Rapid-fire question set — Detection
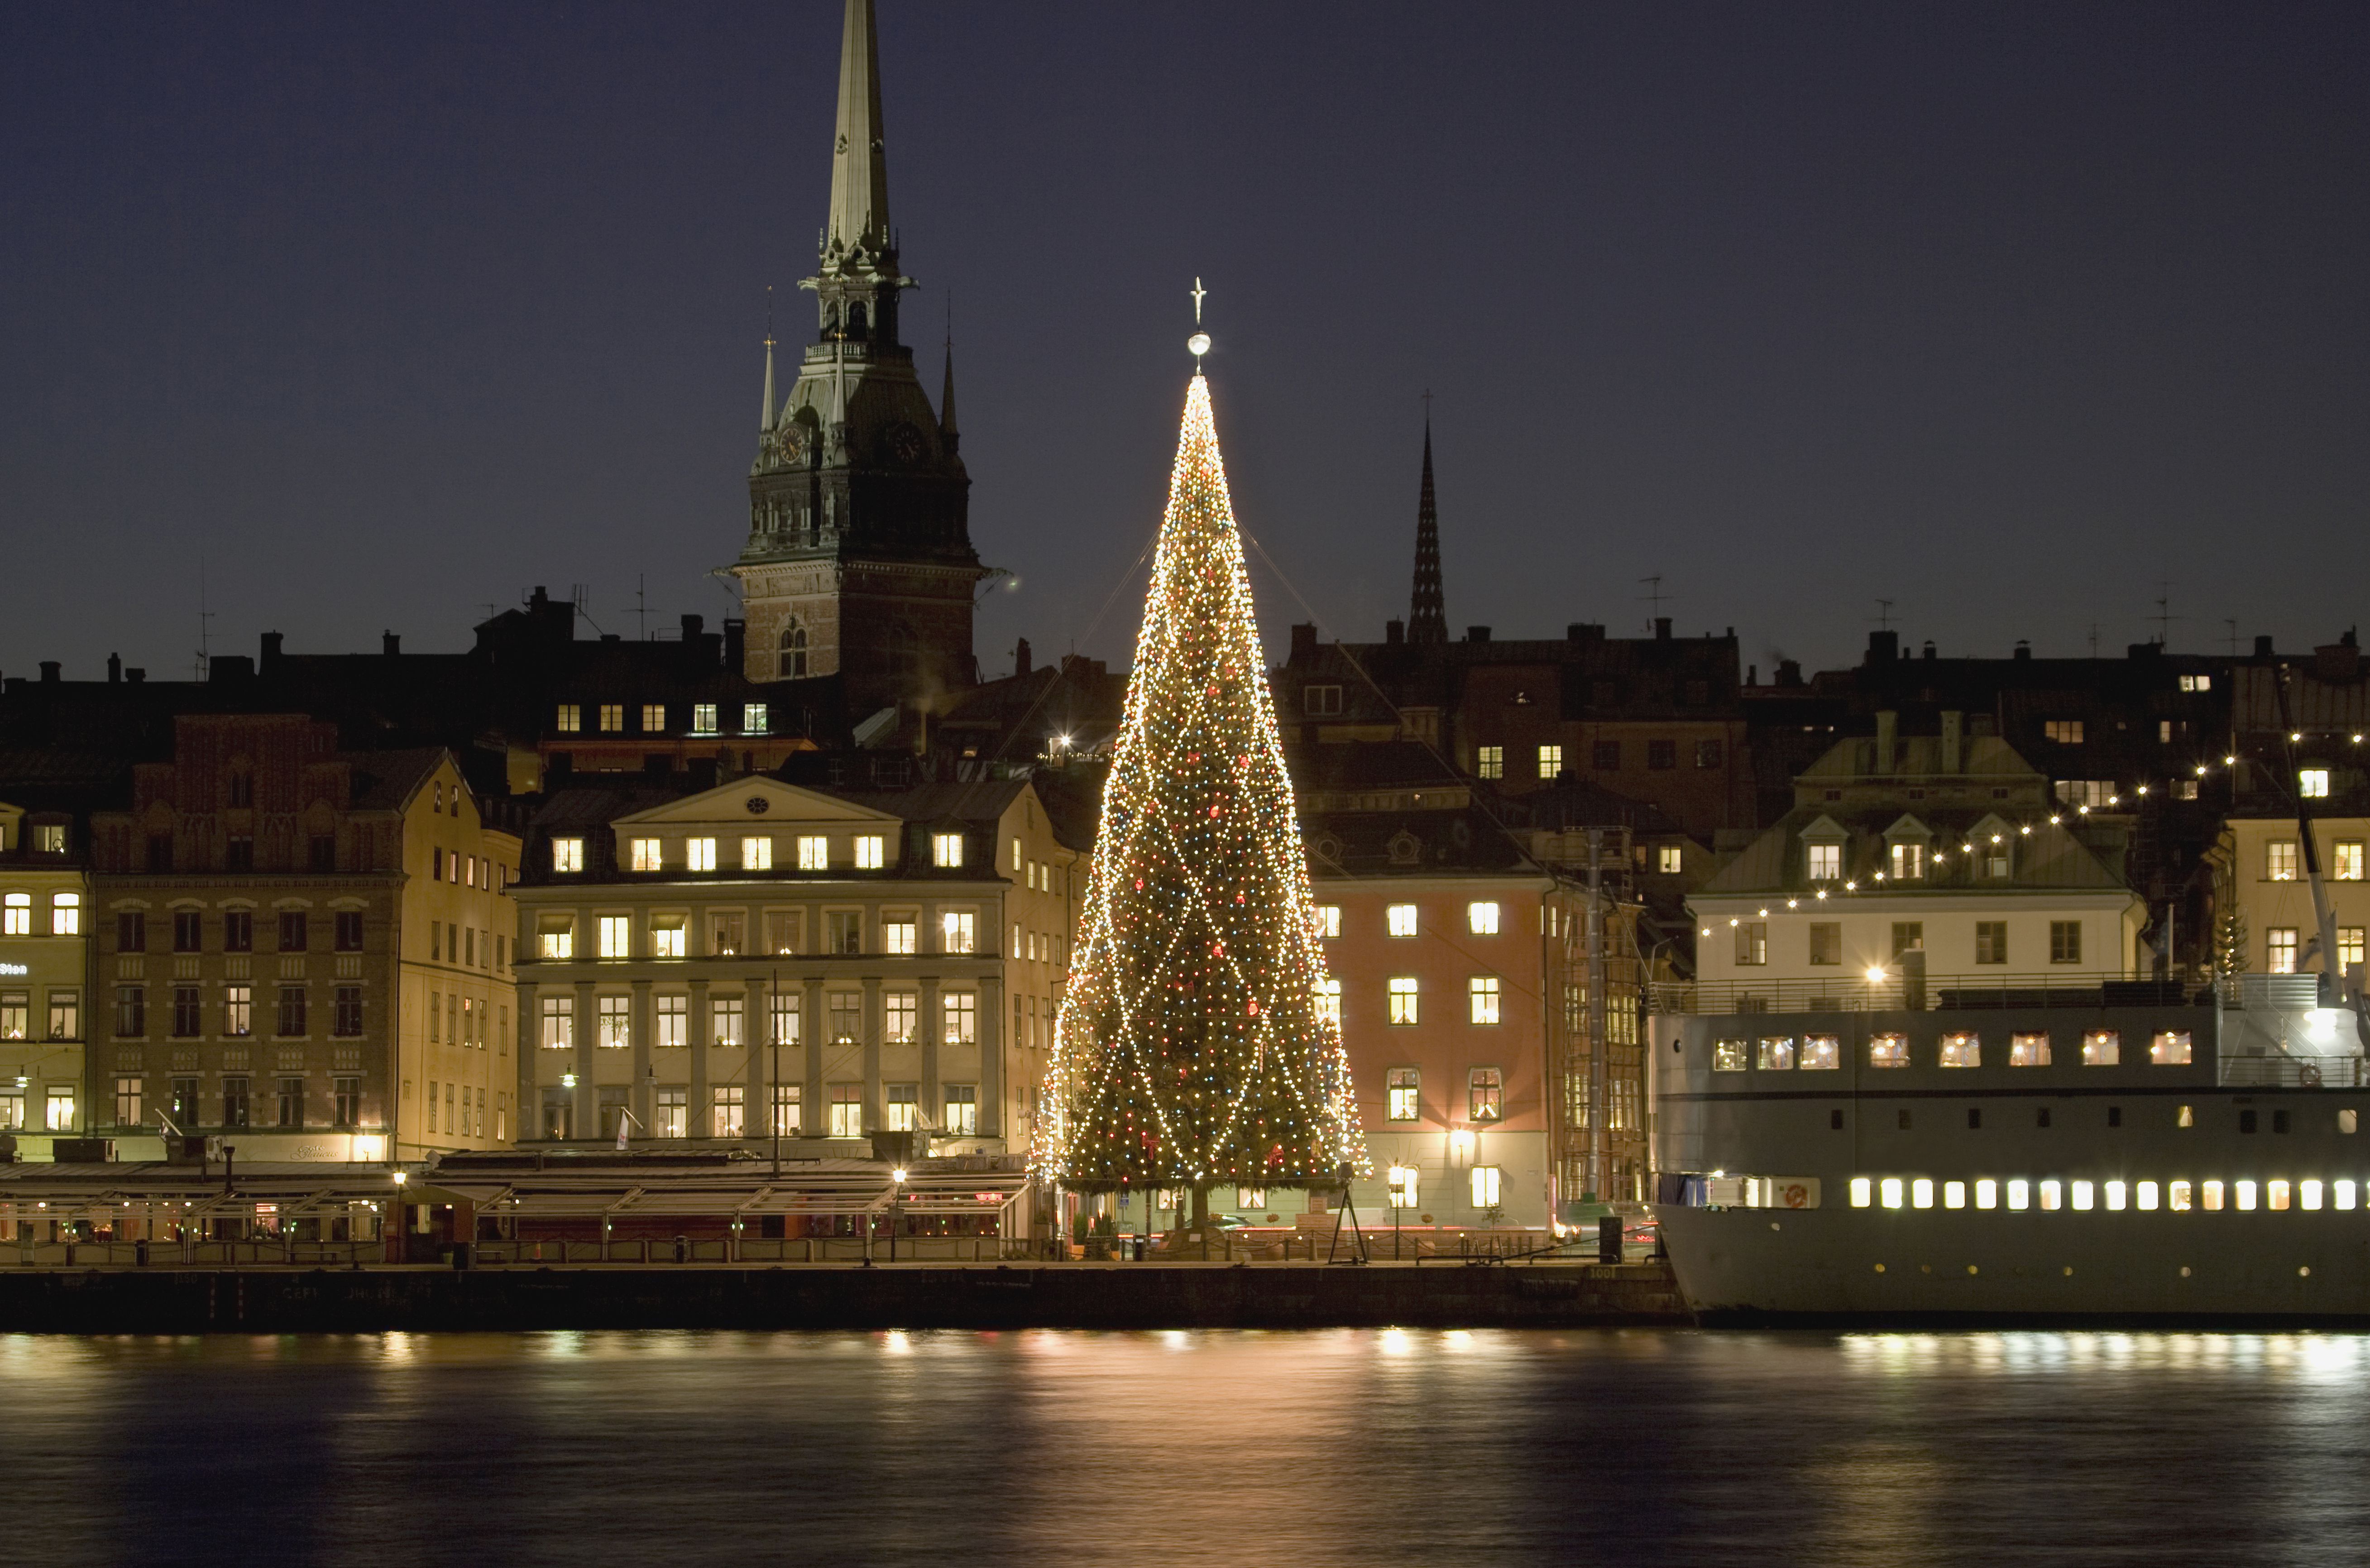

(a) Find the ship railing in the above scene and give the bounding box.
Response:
[2217,1052,2368,1090]
[1651,975,2204,1017]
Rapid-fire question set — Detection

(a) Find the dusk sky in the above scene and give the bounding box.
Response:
[5,2,2365,685]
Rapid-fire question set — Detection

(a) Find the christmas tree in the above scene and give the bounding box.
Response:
[1037,363,1365,1219]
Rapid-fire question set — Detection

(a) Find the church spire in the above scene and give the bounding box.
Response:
[1407,414,1447,644]
[760,329,776,431]
[939,334,960,449]
[824,0,891,259]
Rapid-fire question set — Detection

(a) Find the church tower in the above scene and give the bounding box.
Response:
[1406,417,1447,645]
[733,0,986,706]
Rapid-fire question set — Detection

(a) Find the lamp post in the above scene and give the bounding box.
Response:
[889,1167,907,1262]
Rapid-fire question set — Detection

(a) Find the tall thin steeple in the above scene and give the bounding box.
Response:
[939,335,959,449]
[1407,415,1447,645]
[824,0,891,259]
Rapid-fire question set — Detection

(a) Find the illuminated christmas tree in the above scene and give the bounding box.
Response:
[1038,342,1365,1224]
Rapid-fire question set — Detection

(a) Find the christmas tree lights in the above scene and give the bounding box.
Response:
[1036,369,1365,1204]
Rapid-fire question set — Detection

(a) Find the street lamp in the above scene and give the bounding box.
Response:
[888,1168,908,1262]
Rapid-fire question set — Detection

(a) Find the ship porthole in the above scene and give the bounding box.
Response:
[1872,1263,1885,1273]
[2062,1266,2074,1277]
[2300,1266,2312,1278]
[1966,1265,1978,1276]
[1769,1222,1781,1232]
[2180,1266,2193,1278]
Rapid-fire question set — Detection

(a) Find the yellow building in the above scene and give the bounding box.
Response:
[89,717,519,1162]
[0,799,89,1152]
[2211,813,2370,986]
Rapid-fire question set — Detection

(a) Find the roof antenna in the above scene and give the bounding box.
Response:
[1872,598,1895,632]
[1637,574,1669,632]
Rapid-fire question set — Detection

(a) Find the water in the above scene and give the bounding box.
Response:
[3,1329,2366,1566]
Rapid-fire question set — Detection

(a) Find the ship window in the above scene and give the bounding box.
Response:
[2136,1181,2159,1210]
[2342,1110,2360,1134]
[2337,1179,2359,1210]
[1938,1032,1980,1069]
[2010,1032,2050,1067]
[2169,1181,2192,1212]
[1879,1177,1904,1209]
[1849,1176,1872,1208]
[2006,1180,2030,1211]
[1943,1181,1966,1209]
[1975,1178,1998,1210]
[2082,1030,2120,1066]
[1830,1109,1844,1130]
[2071,1180,2095,1211]
[2300,1180,2323,1211]
[1869,1033,1910,1069]
[1756,1037,1795,1071]
[2273,1109,2291,1134]
[1800,1035,1840,1070]
[2178,1104,2194,1128]
[1713,1039,1749,1072]
[2106,1181,2127,1210]
[2150,1032,2193,1066]
[2240,1110,2258,1134]
[2267,1180,2292,1211]
[2201,1180,2223,1211]
[2039,1180,2062,1211]
[1897,1109,1911,1131]
[2235,1180,2259,1211]
[1968,1109,1982,1130]
[2036,1108,2052,1129]
[1910,1178,1934,1209]
[2108,1106,2121,1128]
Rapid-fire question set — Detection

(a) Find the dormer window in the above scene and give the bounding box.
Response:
[1889,841,1926,880]
[1806,842,1842,881]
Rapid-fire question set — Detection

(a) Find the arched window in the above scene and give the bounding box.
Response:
[846,302,868,339]
[779,621,809,679]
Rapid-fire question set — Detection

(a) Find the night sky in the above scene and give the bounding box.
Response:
[4,2,2365,687]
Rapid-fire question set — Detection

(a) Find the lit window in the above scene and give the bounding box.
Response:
[2070,1180,2094,1211]
[2301,767,2331,798]
[1387,904,1417,937]
[2150,1031,2193,1065]
[2336,841,2365,880]
[1888,841,1926,880]
[1386,1066,1419,1121]
[2267,840,2298,881]
[1805,841,1842,881]
[940,911,976,954]
[1467,901,1500,935]
[2201,1180,2224,1211]
[2179,674,2211,693]
[1387,977,1419,1024]
[2341,927,2366,973]
[1314,904,1341,939]
[640,703,666,732]
[2235,1180,2258,1212]
[2169,1180,2192,1211]
[1869,1033,1909,1069]
[1944,1181,1966,1209]
[1476,746,1503,780]
[2301,1180,2323,1211]
[1388,1163,1419,1207]
[2044,719,2084,745]
[630,837,662,872]
[2136,1181,2159,1210]
[743,704,769,734]
[555,704,581,733]
[797,836,828,871]
[597,994,630,1047]
[2007,1179,2031,1211]
[2009,1032,2050,1067]
[1911,1178,1934,1209]
[2268,928,2299,974]
[1469,976,1501,1025]
[655,1089,688,1139]
[50,894,79,936]
[1734,922,1767,966]
[656,993,687,1047]
[942,1085,977,1136]
[1313,977,1341,1027]
[651,918,685,959]
[1714,1039,1749,1072]
[598,704,623,733]
[686,838,717,873]
[855,835,884,869]
[2082,1030,2120,1066]
[537,917,573,961]
[933,832,964,868]
[538,995,572,1050]
[2339,1179,2360,1210]
[1537,744,1563,780]
[883,993,916,1043]
[1800,1035,1840,1070]
[742,836,772,871]
[1849,1177,1872,1208]
[2345,1110,2360,1135]
[942,992,977,1044]
[1469,1067,1503,1121]
[0,894,27,936]
[691,703,718,734]
[2178,1103,2194,1127]
[1939,1033,1980,1068]
[598,916,630,959]
[1757,1037,1795,1071]
[551,837,584,874]
[1657,844,1683,875]
[1975,1179,1998,1209]
[1880,1177,1904,1209]
[1470,1164,1503,1209]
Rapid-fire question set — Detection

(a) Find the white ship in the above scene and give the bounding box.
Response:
[1651,975,2370,1321]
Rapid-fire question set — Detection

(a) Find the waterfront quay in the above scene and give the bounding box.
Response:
[0,1258,1685,1333]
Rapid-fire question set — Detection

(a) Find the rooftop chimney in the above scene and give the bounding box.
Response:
[38,661,59,683]
[2254,635,2275,658]
[1384,619,1405,645]
[1290,623,1318,660]
[126,668,145,684]
[259,631,283,668]
[382,632,400,657]
[1015,638,1032,678]
[107,652,121,684]
[680,613,704,641]
[1467,626,1493,643]
[2014,640,2031,661]
[1868,630,1898,664]
[1654,617,1672,641]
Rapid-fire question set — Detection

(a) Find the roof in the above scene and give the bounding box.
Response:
[1701,803,2131,897]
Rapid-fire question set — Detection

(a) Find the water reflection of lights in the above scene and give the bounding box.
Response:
[1379,1329,1412,1357]
[882,1330,912,1355]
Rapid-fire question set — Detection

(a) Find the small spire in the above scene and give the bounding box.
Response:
[1408,404,1446,645]
[939,333,959,445]
[760,288,777,431]
[824,0,891,257]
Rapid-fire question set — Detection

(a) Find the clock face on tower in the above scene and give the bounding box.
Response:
[774,425,805,466]
[886,422,924,464]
